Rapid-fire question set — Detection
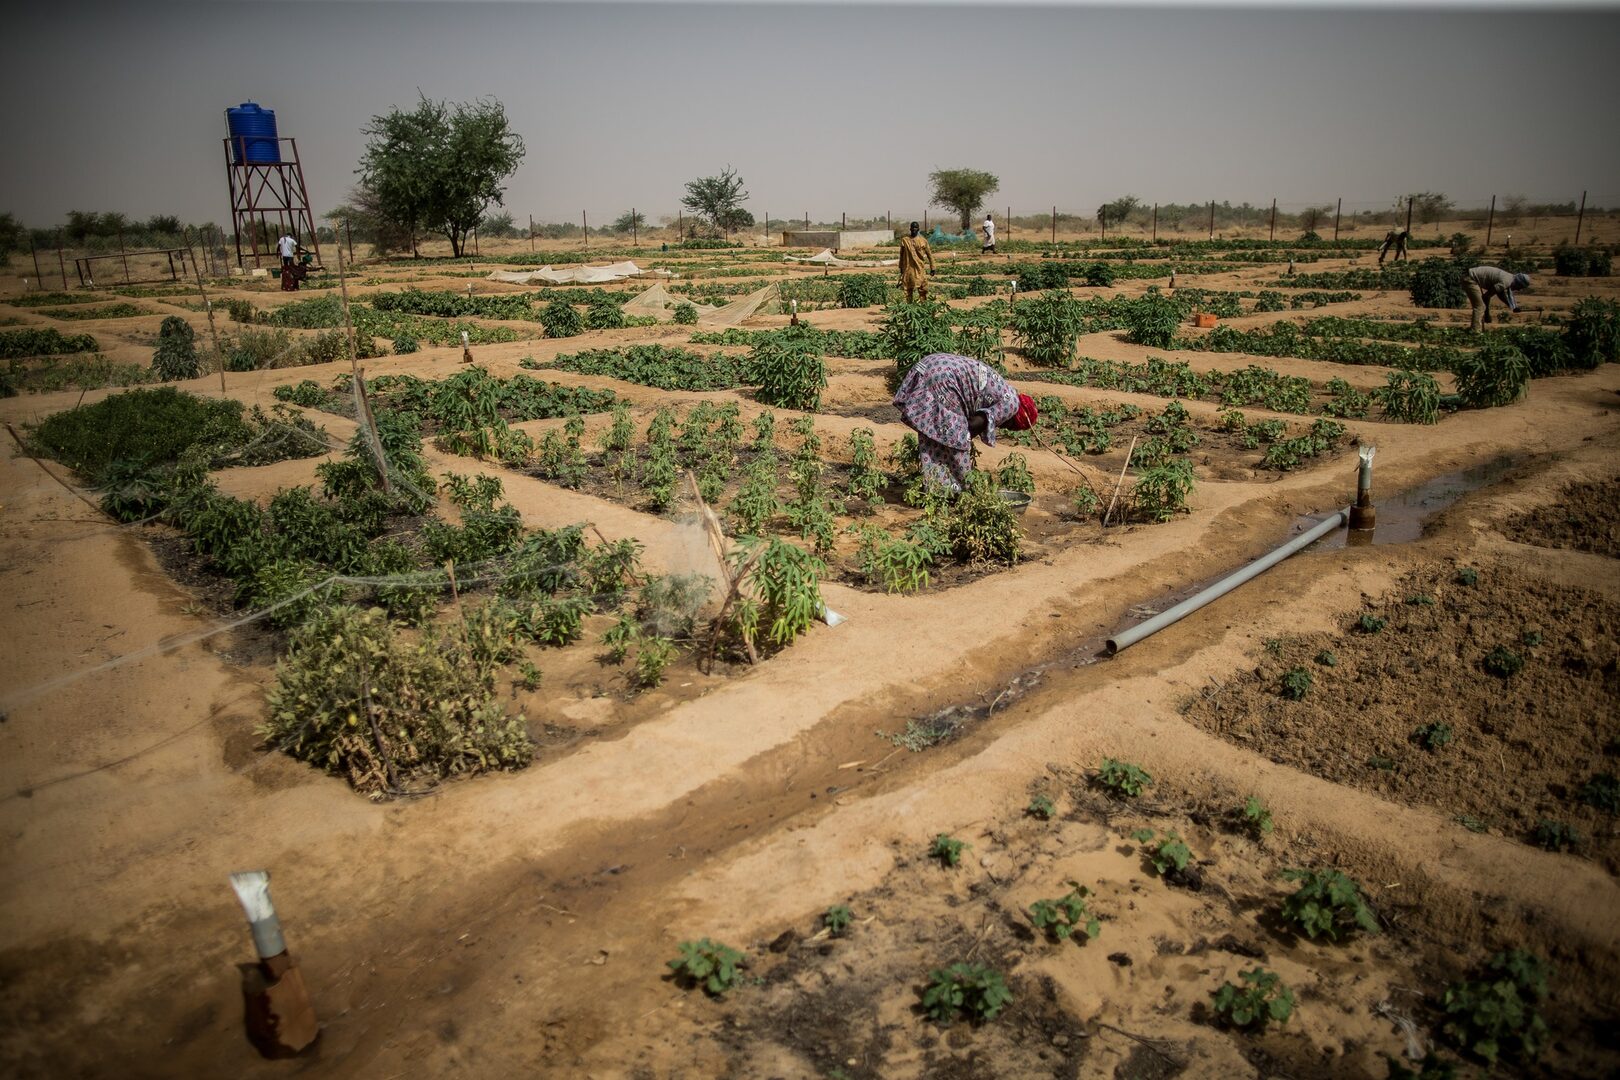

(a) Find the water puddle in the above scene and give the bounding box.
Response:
[897,454,1526,737]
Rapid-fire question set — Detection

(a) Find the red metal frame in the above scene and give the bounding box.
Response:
[224,132,323,270]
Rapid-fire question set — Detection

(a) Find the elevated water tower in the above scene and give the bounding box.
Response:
[223,102,321,270]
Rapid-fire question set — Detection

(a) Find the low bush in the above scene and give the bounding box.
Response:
[1096,758,1152,797]
[1121,290,1182,348]
[1451,341,1529,408]
[1441,950,1551,1065]
[1278,867,1379,941]
[151,316,201,380]
[1012,290,1086,367]
[539,298,583,338]
[1409,258,1467,308]
[837,273,890,308]
[0,327,100,359]
[921,963,1012,1025]
[1029,883,1100,942]
[667,938,745,996]
[1211,968,1295,1030]
[746,326,826,411]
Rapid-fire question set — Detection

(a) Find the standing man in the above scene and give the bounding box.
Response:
[1465,266,1530,331]
[898,221,934,302]
[277,229,299,271]
[981,214,997,255]
[1378,226,1410,265]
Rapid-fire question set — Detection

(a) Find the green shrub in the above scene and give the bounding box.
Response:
[823,904,853,935]
[1211,968,1294,1030]
[1357,613,1387,634]
[0,327,100,359]
[746,327,826,411]
[942,472,1022,564]
[392,333,420,354]
[539,299,583,338]
[1132,458,1195,522]
[672,301,698,325]
[1409,258,1466,308]
[1553,244,1611,277]
[837,273,890,308]
[1455,566,1479,586]
[1121,290,1183,348]
[930,833,968,867]
[1029,883,1100,942]
[1377,370,1441,424]
[152,315,201,380]
[260,605,532,796]
[1134,829,1192,877]
[1531,818,1580,851]
[1578,772,1619,814]
[1482,645,1523,678]
[1414,722,1454,750]
[1280,666,1313,700]
[1278,867,1379,941]
[727,536,825,651]
[667,938,745,996]
[1083,261,1117,288]
[1441,950,1550,1065]
[881,299,957,390]
[1026,794,1055,820]
[921,963,1012,1025]
[1452,341,1529,408]
[1562,297,1620,368]
[1012,290,1086,367]
[28,386,251,485]
[583,297,628,330]
[1238,796,1274,839]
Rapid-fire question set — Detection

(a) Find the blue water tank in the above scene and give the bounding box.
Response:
[226,102,281,164]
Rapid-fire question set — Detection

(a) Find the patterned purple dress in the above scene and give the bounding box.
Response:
[892,353,1020,491]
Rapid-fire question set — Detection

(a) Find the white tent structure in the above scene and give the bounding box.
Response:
[616,282,777,327]
[486,260,669,286]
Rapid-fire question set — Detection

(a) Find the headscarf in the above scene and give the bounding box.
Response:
[1511,273,1530,290]
[1008,393,1039,431]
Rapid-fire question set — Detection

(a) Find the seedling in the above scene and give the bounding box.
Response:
[1455,566,1479,586]
[1578,772,1618,815]
[930,833,969,867]
[1441,950,1550,1064]
[634,636,676,689]
[1356,613,1387,634]
[823,904,853,936]
[1096,758,1152,798]
[921,962,1013,1025]
[1238,796,1275,839]
[1210,967,1295,1030]
[1413,722,1453,751]
[1314,649,1337,667]
[1456,815,1488,833]
[1262,637,1283,657]
[667,938,745,996]
[1028,882,1100,943]
[1531,819,1580,852]
[1026,794,1056,821]
[1072,484,1100,518]
[1132,829,1192,877]
[1280,666,1313,701]
[1521,629,1543,647]
[1278,867,1380,941]
[1406,594,1435,606]
[516,660,542,691]
[1483,646,1523,678]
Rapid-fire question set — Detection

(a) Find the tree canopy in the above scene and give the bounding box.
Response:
[358,95,525,257]
[681,167,750,236]
[928,168,999,230]
[1096,195,1141,226]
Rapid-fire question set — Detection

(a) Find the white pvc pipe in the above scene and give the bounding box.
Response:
[1106,507,1349,656]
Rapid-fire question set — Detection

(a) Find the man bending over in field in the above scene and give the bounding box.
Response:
[898,221,934,302]
[1378,227,1410,265]
[1464,266,1530,331]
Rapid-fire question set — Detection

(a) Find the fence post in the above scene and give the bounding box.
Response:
[1152,203,1158,242]
[1333,197,1342,243]
[842,211,846,231]
[1484,195,1495,249]
[763,210,768,244]
[1006,205,1010,242]
[1574,190,1587,245]
[582,210,588,249]
[633,206,638,248]
[1051,205,1056,244]
[119,227,130,284]
[1269,198,1277,242]
[57,232,67,289]
[804,211,809,228]
[1100,208,1106,241]
[29,236,41,287]
[528,214,534,251]
[1405,194,1414,233]
[1208,200,1215,240]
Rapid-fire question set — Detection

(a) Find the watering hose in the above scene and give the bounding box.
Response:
[1106,508,1349,656]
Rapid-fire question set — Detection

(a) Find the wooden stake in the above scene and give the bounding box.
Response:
[529,214,535,250]
[582,210,588,249]
[1405,193,1414,234]
[632,206,638,248]
[1102,436,1137,528]
[1333,197,1342,243]
[1051,205,1056,244]
[1269,197,1276,242]
[1152,203,1158,242]
[1574,189,1587,245]
[1208,200,1215,240]
[180,227,228,395]
[1484,195,1495,249]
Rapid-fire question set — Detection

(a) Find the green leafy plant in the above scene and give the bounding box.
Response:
[1121,289,1182,348]
[1278,867,1380,941]
[634,635,676,688]
[667,938,745,996]
[727,537,825,651]
[1280,666,1313,701]
[539,298,583,338]
[151,315,201,380]
[1482,646,1523,678]
[1026,794,1055,820]
[1012,290,1086,367]
[1455,566,1478,586]
[930,833,968,867]
[837,273,890,308]
[880,299,957,390]
[1029,882,1100,942]
[1414,722,1454,751]
[941,472,1022,565]
[994,452,1035,496]
[1132,458,1195,522]
[921,963,1013,1025]
[515,660,542,691]
[823,904,853,936]
[1377,370,1441,425]
[1096,758,1152,798]
[746,326,826,411]
[1072,484,1100,519]
[0,327,100,359]
[1577,772,1618,815]
[845,427,886,502]
[1357,613,1387,634]
[1440,950,1550,1065]
[1315,649,1337,667]
[1132,829,1192,877]
[1531,819,1580,852]
[1211,968,1295,1030]
[672,301,698,325]
[1238,796,1275,839]
[1408,257,1467,309]
[1452,341,1530,409]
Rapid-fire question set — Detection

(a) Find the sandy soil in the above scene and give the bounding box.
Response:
[1,242,1618,1078]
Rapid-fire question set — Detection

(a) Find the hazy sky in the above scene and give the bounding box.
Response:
[4,1,1618,228]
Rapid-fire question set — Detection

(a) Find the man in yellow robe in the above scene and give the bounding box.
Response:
[898,220,934,302]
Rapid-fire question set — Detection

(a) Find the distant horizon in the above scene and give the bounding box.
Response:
[3,2,1617,230]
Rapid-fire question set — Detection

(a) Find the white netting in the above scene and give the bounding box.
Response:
[782,248,897,268]
[486,260,669,286]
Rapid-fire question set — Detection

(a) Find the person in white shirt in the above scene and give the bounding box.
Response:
[981,214,996,254]
[277,232,299,269]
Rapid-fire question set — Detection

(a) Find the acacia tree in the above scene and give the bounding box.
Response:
[928,168,999,231]
[682,167,750,236]
[611,209,646,234]
[1097,195,1141,227]
[358,95,525,257]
